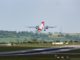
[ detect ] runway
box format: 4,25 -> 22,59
0,47 -> 79,56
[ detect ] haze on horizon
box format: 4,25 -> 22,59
0,0 -> 80,33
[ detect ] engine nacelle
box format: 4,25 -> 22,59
36,26 -> 39,29
45,26 -> 48,29
44,29 -> 46,31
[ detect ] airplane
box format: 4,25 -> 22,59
28,21 -> 56,32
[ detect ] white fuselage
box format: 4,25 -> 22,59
38,21 -> 45,32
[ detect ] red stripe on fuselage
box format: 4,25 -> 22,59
41,21 -> 45,26
38,28 -> 42,32
37,21 -> 45,32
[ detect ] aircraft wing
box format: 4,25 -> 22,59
28,26 -> 36,28
28,26 -> 39,29
45,26 -> 56,29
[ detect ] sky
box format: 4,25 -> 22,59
0,0 -> 80,33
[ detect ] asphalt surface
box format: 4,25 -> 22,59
0,47 -> 79,56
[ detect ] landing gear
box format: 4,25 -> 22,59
44,29 -> 46,31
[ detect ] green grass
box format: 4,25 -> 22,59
0,54 -> 80,60
0,56 -> 55,60
0,46 -> 42,52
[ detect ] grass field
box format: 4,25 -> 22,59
0,54 -> 80,60
0,46 -> 45,52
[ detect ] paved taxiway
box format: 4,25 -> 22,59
0,46 -> 79,56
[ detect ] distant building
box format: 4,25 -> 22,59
52,42 -> 64,45
0,43 -> 11,46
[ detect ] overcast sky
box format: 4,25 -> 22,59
0,0 -> 80,33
